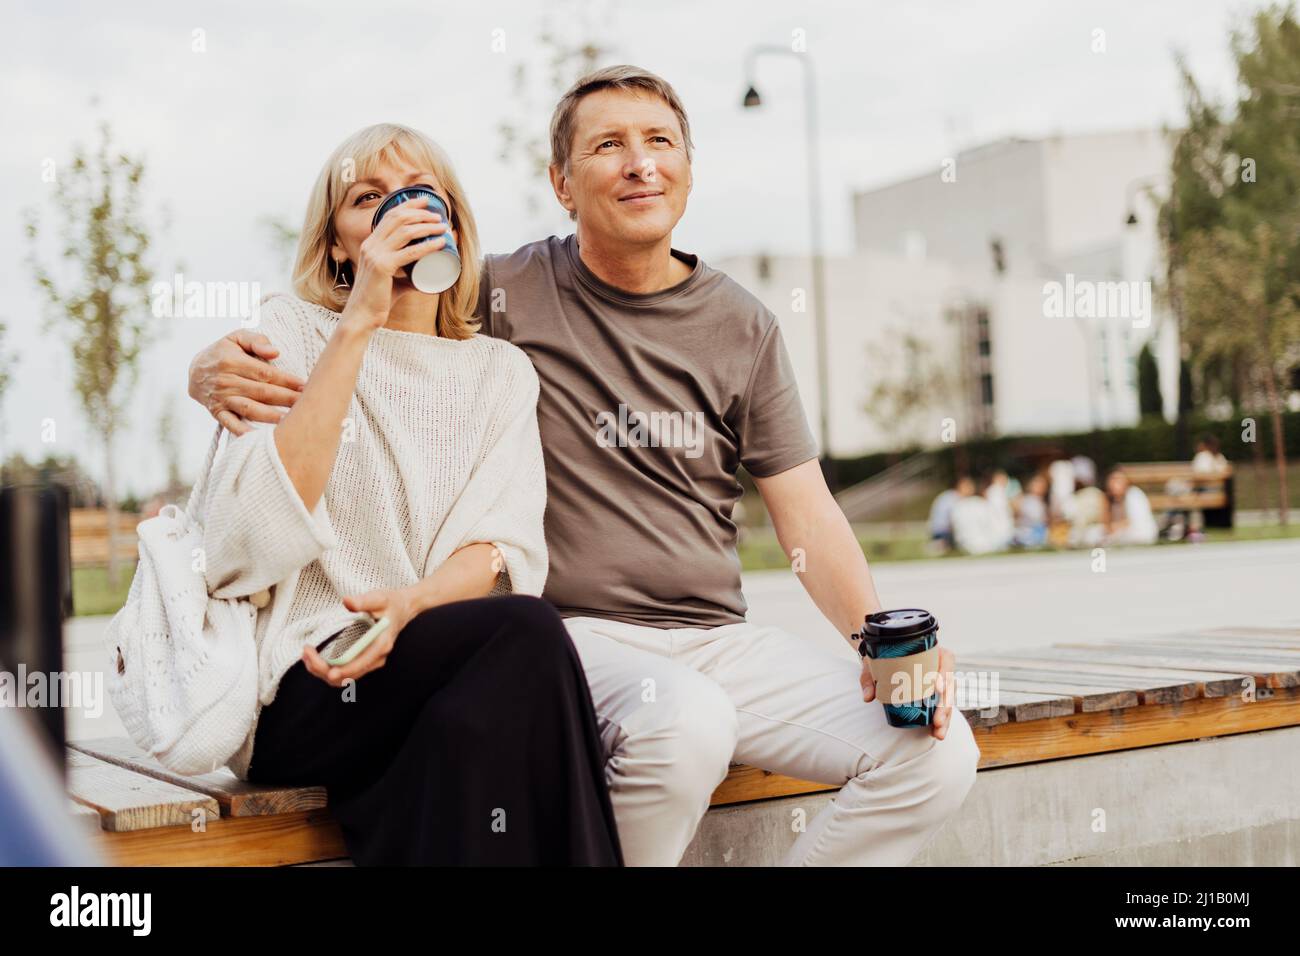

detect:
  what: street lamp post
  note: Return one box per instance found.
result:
[742,45,835,489]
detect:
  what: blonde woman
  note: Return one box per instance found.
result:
[199,123,621,865]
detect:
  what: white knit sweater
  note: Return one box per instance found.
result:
[203,293,548,779]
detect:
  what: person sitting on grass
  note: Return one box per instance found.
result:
[1012,472,1049,548]
[1103,466,1159,546]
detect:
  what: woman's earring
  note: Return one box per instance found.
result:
[332,258,350,290]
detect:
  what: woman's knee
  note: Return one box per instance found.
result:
[488,595,577,665]
[491,594,565,635]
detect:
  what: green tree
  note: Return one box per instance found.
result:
[1137,342,1162,418]
[1182,223,1299,522]
[1162,4,1300,525]
[495,0,612,229]
[25,122,157,584]
[1,450,103,507]
[1178,357,1195,416]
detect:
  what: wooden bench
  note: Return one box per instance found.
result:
[70,508,141,567]
[67,624,1300,865]
[1117,461,1233,514]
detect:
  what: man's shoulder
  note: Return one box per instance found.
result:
[483,235,565,286]
[695,260,779,338]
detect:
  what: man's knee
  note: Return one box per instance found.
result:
[924,707,981,817]
[614,676,739,806]
[861,704,980,822]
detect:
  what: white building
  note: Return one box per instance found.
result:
[717,129,1182,458]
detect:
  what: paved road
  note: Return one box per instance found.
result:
[61,537,1300,740]
[742,537,1300,663]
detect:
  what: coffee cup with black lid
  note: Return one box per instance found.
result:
[857,608,942,728]
[370,184,461,293]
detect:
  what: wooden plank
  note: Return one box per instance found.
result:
[1050,644,1300,688]
[974,685,1300,769]
[69,737,327,818]
[970,676,1139,712]
[710,766,837,806]
[1118,461,1232,480]
[974,650,1245,698]
[1099,648,1300,679]
[980,689,1077,722]
[958,657,1198,704]
[1139,632,1300,651]
[960,703,1008,729]
[93,809,347,867]
[67,749,219,833]
[1114,635,1300,657]
[1198,626,1300,640]
[69,799,103,832]
[1084,642,1300,670]
[1148,493,1227,510]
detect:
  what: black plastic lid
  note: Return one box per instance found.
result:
[371,184,448,229]
[863,608,936,640]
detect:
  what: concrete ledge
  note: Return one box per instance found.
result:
[681,725,1300,866]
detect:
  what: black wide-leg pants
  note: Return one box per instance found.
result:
[246,594,623,866]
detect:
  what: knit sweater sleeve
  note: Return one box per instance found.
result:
[424,343,548,596]
[201,296,339,598]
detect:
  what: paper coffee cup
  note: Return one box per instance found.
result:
[370,184,462,294]
[858,609,941,728]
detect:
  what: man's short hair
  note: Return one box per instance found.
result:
[549,64,694,220]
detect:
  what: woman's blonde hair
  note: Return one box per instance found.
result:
[293,123,482,339]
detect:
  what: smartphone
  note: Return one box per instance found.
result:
[320,616,391,667]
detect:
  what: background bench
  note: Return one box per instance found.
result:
[69,508,141,567]
[67,624,1300,865]
[1118,460,1234,517]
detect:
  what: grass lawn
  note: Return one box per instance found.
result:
[737,520,1300,572]
[72,562,136,617]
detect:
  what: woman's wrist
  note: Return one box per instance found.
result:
[405,578,442,616]
[335,309,383,342]
[408,545,501,615]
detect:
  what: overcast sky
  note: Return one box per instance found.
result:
[1,0,1252,496]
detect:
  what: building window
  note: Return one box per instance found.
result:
[980,373,994,407]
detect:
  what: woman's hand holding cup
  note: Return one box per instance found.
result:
[341,195,449,329]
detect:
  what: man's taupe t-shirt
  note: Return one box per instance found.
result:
[476,233,818,628]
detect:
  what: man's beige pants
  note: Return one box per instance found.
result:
[563,615,981,866]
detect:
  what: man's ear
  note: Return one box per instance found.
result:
[548,163,576,217]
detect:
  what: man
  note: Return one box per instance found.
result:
[188,65,980,866]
